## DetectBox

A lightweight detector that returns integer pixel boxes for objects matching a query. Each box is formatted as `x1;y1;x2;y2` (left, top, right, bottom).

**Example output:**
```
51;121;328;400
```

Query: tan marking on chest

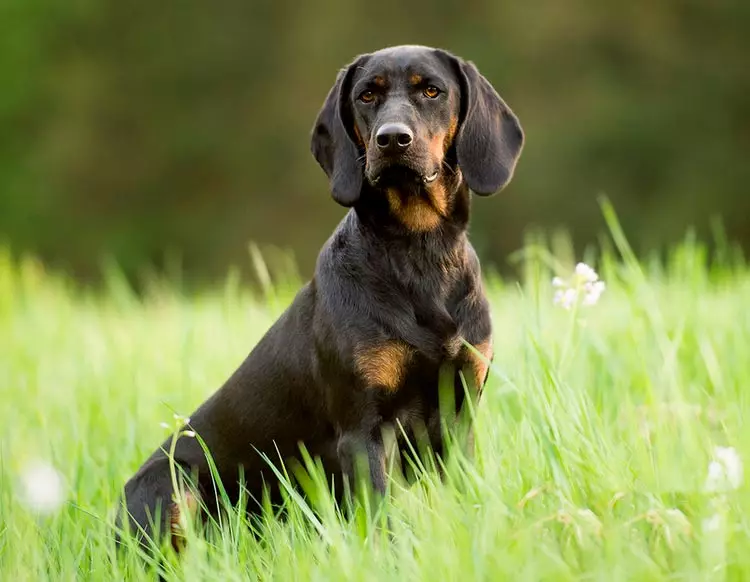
464;338;493;391
354;340;414;392
387;185;448;232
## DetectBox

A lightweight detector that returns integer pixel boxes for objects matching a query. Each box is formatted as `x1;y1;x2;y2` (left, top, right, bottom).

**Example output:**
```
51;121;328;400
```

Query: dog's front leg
336;429;387;497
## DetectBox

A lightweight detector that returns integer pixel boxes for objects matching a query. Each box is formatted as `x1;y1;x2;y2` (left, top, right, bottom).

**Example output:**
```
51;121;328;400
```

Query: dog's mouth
368;164;439;188
422;171;439;184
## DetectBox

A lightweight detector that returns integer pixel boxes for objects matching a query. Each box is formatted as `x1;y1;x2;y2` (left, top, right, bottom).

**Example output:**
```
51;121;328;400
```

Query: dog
116;44;524;552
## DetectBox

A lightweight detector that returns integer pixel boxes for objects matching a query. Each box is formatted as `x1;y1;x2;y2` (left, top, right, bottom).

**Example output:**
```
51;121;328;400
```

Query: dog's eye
358;91;375;104
423;86;440;99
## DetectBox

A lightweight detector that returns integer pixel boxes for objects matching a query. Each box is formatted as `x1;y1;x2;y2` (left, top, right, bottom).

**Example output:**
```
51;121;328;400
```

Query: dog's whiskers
441;159;457;176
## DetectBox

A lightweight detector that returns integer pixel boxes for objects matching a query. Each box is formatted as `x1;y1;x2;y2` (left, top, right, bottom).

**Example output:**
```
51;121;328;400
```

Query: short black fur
116;44;524;554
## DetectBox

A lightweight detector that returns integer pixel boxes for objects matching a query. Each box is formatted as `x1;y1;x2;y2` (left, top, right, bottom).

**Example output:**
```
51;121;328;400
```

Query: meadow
2;204;750;581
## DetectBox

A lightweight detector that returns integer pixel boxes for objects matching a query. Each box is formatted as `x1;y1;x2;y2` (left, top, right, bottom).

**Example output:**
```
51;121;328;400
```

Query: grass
2;203;750;580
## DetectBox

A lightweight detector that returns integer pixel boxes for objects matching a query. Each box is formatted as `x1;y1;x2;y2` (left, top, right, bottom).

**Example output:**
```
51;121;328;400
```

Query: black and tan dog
117;44;524;550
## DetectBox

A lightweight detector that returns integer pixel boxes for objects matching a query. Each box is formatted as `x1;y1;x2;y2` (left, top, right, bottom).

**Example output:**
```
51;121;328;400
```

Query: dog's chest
352;292;486;397
356;337;488;434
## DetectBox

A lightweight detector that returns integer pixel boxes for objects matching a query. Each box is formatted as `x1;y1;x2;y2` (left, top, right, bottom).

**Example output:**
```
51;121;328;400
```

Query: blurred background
1;0;748;289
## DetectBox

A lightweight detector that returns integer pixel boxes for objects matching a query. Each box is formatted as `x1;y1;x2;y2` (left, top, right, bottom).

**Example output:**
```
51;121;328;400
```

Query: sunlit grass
2;203;750;580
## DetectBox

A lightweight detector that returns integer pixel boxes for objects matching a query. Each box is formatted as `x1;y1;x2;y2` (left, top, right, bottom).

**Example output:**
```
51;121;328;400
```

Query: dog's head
311;45;524;215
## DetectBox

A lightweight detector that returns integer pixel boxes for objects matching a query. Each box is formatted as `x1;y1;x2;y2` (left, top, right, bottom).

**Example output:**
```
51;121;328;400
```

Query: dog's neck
352;170;470;247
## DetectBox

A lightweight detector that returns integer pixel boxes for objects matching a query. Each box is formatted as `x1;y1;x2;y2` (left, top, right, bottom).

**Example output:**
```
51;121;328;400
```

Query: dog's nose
375;123;413;152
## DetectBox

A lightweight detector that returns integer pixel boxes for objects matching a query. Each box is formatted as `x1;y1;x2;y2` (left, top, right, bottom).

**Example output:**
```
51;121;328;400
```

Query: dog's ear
447;55;524;196
310;57;366;207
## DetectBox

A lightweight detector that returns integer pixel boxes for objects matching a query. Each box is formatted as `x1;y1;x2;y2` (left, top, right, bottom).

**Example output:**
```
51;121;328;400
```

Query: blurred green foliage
1;0;748;286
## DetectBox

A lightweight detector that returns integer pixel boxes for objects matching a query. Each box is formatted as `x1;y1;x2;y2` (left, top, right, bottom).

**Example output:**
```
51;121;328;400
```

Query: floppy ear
310;58;366;207
451;57;524;196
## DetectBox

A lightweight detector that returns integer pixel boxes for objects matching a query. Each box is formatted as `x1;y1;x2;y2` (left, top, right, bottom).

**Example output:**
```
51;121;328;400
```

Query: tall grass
2;203;750;580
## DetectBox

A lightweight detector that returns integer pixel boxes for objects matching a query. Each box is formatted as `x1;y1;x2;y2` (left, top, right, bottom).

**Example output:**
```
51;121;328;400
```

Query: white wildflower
173;413;191;425
553;287;578;310
162;413;193;433
17;460;66;515
552;262;606;310
162;414;196;438
705;446;743;493
575;262;598;283
582;280;606;305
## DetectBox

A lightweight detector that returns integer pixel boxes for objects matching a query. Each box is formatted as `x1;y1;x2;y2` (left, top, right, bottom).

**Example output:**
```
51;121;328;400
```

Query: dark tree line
1;0;748;286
